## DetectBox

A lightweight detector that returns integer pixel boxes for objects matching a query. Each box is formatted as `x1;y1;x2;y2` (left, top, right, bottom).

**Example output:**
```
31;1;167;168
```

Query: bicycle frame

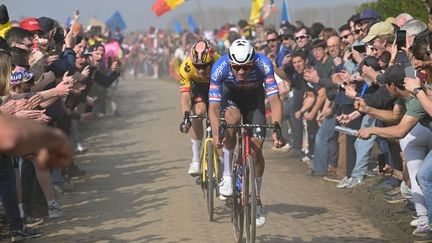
201;119;219;184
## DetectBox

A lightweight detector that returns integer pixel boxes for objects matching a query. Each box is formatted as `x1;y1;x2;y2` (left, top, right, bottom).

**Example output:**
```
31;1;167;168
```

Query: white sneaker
256;204;266;228
187;162;200;176
346;177;363;188
336;177;352;188
219;176;233;196
48;201;63;219
410;218;419;227
271;143;291;152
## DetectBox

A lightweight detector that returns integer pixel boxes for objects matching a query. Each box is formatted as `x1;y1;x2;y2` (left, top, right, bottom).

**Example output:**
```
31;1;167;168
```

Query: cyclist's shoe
187;162;200;176
256;204;266;228
219;176;233;196
11;226;42;242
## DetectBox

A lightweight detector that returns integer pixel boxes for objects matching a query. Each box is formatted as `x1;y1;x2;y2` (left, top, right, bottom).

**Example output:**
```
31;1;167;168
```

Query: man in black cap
357;65;432;238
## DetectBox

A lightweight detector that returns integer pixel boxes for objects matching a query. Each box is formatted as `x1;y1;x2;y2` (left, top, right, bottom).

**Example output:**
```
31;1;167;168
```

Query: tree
357;0;429;23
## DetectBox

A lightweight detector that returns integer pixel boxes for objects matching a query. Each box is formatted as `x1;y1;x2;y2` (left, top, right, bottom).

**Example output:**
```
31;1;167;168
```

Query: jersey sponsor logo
235;81;259;88
265;76;275;84
209;83;219;90
211;60;227;81
255;57;271;74
184;62;191;73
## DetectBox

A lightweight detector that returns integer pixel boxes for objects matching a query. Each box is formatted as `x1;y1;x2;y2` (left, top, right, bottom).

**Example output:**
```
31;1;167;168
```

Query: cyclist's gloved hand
272;122;285;148
272;132;285;148
180;111;192;133
179;120;192;133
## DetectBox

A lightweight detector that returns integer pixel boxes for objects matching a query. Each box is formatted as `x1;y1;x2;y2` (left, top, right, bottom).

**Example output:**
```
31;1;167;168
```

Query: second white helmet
228;39;255;65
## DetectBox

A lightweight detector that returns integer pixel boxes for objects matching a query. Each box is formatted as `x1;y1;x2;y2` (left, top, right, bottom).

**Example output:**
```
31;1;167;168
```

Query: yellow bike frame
201;137;219;183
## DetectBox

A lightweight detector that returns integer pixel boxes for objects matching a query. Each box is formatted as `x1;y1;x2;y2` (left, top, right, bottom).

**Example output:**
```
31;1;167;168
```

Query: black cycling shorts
191;82;209;106
221;85;266;139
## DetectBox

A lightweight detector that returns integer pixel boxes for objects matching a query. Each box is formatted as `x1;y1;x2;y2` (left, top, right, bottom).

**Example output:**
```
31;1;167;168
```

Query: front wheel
244;155;256;243
232;163;244;243
206;142;214;222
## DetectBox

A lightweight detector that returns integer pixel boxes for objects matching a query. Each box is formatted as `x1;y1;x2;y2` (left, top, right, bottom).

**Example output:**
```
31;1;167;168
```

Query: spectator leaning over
405;35;432;237
357;64;432;237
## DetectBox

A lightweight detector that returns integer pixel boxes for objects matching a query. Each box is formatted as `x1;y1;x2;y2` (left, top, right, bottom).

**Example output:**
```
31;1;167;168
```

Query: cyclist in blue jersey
208;39;284;227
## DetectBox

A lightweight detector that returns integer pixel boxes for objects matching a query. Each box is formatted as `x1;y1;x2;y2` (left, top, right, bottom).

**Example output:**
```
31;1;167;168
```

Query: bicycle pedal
195;177;202;185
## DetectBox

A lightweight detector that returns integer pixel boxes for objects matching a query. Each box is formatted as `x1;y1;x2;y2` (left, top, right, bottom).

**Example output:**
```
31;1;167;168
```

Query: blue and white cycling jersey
208;53;279;103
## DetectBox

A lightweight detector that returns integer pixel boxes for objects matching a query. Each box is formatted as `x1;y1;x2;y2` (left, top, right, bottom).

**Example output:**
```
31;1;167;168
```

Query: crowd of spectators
121;4;432;240
0;4;123;242
3;1;432;241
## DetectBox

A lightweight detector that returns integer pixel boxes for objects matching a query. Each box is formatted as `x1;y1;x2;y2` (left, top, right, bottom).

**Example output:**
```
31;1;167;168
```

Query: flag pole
195;0;205;30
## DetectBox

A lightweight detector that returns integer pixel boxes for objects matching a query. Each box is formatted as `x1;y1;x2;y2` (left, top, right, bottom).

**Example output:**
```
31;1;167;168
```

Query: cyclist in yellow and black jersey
179;40;220;176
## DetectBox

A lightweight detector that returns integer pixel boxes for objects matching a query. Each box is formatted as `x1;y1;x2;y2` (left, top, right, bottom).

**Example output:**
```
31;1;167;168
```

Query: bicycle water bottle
236;165;243;192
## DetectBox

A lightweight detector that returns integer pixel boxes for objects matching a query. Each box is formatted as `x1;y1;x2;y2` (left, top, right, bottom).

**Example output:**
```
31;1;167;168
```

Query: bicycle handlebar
218;122;285;146
179;112;216;133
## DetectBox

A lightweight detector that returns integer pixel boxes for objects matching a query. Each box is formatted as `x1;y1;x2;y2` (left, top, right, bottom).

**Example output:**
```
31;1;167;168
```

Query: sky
4;0;371;31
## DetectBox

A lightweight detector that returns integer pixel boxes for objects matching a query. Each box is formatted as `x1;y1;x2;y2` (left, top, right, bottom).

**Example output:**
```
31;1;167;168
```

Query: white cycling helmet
228;39;255;65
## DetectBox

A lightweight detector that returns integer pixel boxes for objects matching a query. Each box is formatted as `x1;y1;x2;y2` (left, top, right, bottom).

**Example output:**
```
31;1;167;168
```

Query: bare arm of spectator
404;77;432;117
304;87;326;121
295;90;315;120
303;68;320;84
336;111;362;125
39;73;74;108
0;114;73;168
317;98;334;122
269;53;288;81
277;80;290;101
31;71;56;92
355;97;403;124
357;114;417;139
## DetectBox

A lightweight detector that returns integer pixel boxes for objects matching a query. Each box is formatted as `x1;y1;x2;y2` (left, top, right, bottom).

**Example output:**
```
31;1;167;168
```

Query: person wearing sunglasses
208;39;284;227
178;40;220;176
294;26;316;67
339;24;355;50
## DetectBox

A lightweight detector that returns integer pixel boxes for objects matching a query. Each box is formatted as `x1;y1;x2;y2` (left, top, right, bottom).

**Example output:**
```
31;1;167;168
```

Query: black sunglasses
354;29;363;35
193;63;210;70
295;35;308;40
231;63;253;71
340;34;351;40
266;38;278;43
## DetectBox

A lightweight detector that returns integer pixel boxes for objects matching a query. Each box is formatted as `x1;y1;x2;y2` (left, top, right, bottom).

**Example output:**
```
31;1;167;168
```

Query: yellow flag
166;0;185;9
249;0;265;23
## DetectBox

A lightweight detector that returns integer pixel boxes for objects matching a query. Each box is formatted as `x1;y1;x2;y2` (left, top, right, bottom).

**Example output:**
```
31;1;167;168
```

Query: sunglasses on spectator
354;29;363;35
295;35;308;41
340;34;351;40
266;38;278;43
193;63;210;70
231;63;254;72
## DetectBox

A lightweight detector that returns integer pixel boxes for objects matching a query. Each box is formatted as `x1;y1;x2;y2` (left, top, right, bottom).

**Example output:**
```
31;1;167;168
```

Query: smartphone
377;153;386;173
353;44;366;53
396;30;406;49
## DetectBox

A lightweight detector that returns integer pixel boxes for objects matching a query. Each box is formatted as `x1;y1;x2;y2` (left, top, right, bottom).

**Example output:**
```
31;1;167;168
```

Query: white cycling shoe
187;162;200;176
219;176;233;197
256;204;266;228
